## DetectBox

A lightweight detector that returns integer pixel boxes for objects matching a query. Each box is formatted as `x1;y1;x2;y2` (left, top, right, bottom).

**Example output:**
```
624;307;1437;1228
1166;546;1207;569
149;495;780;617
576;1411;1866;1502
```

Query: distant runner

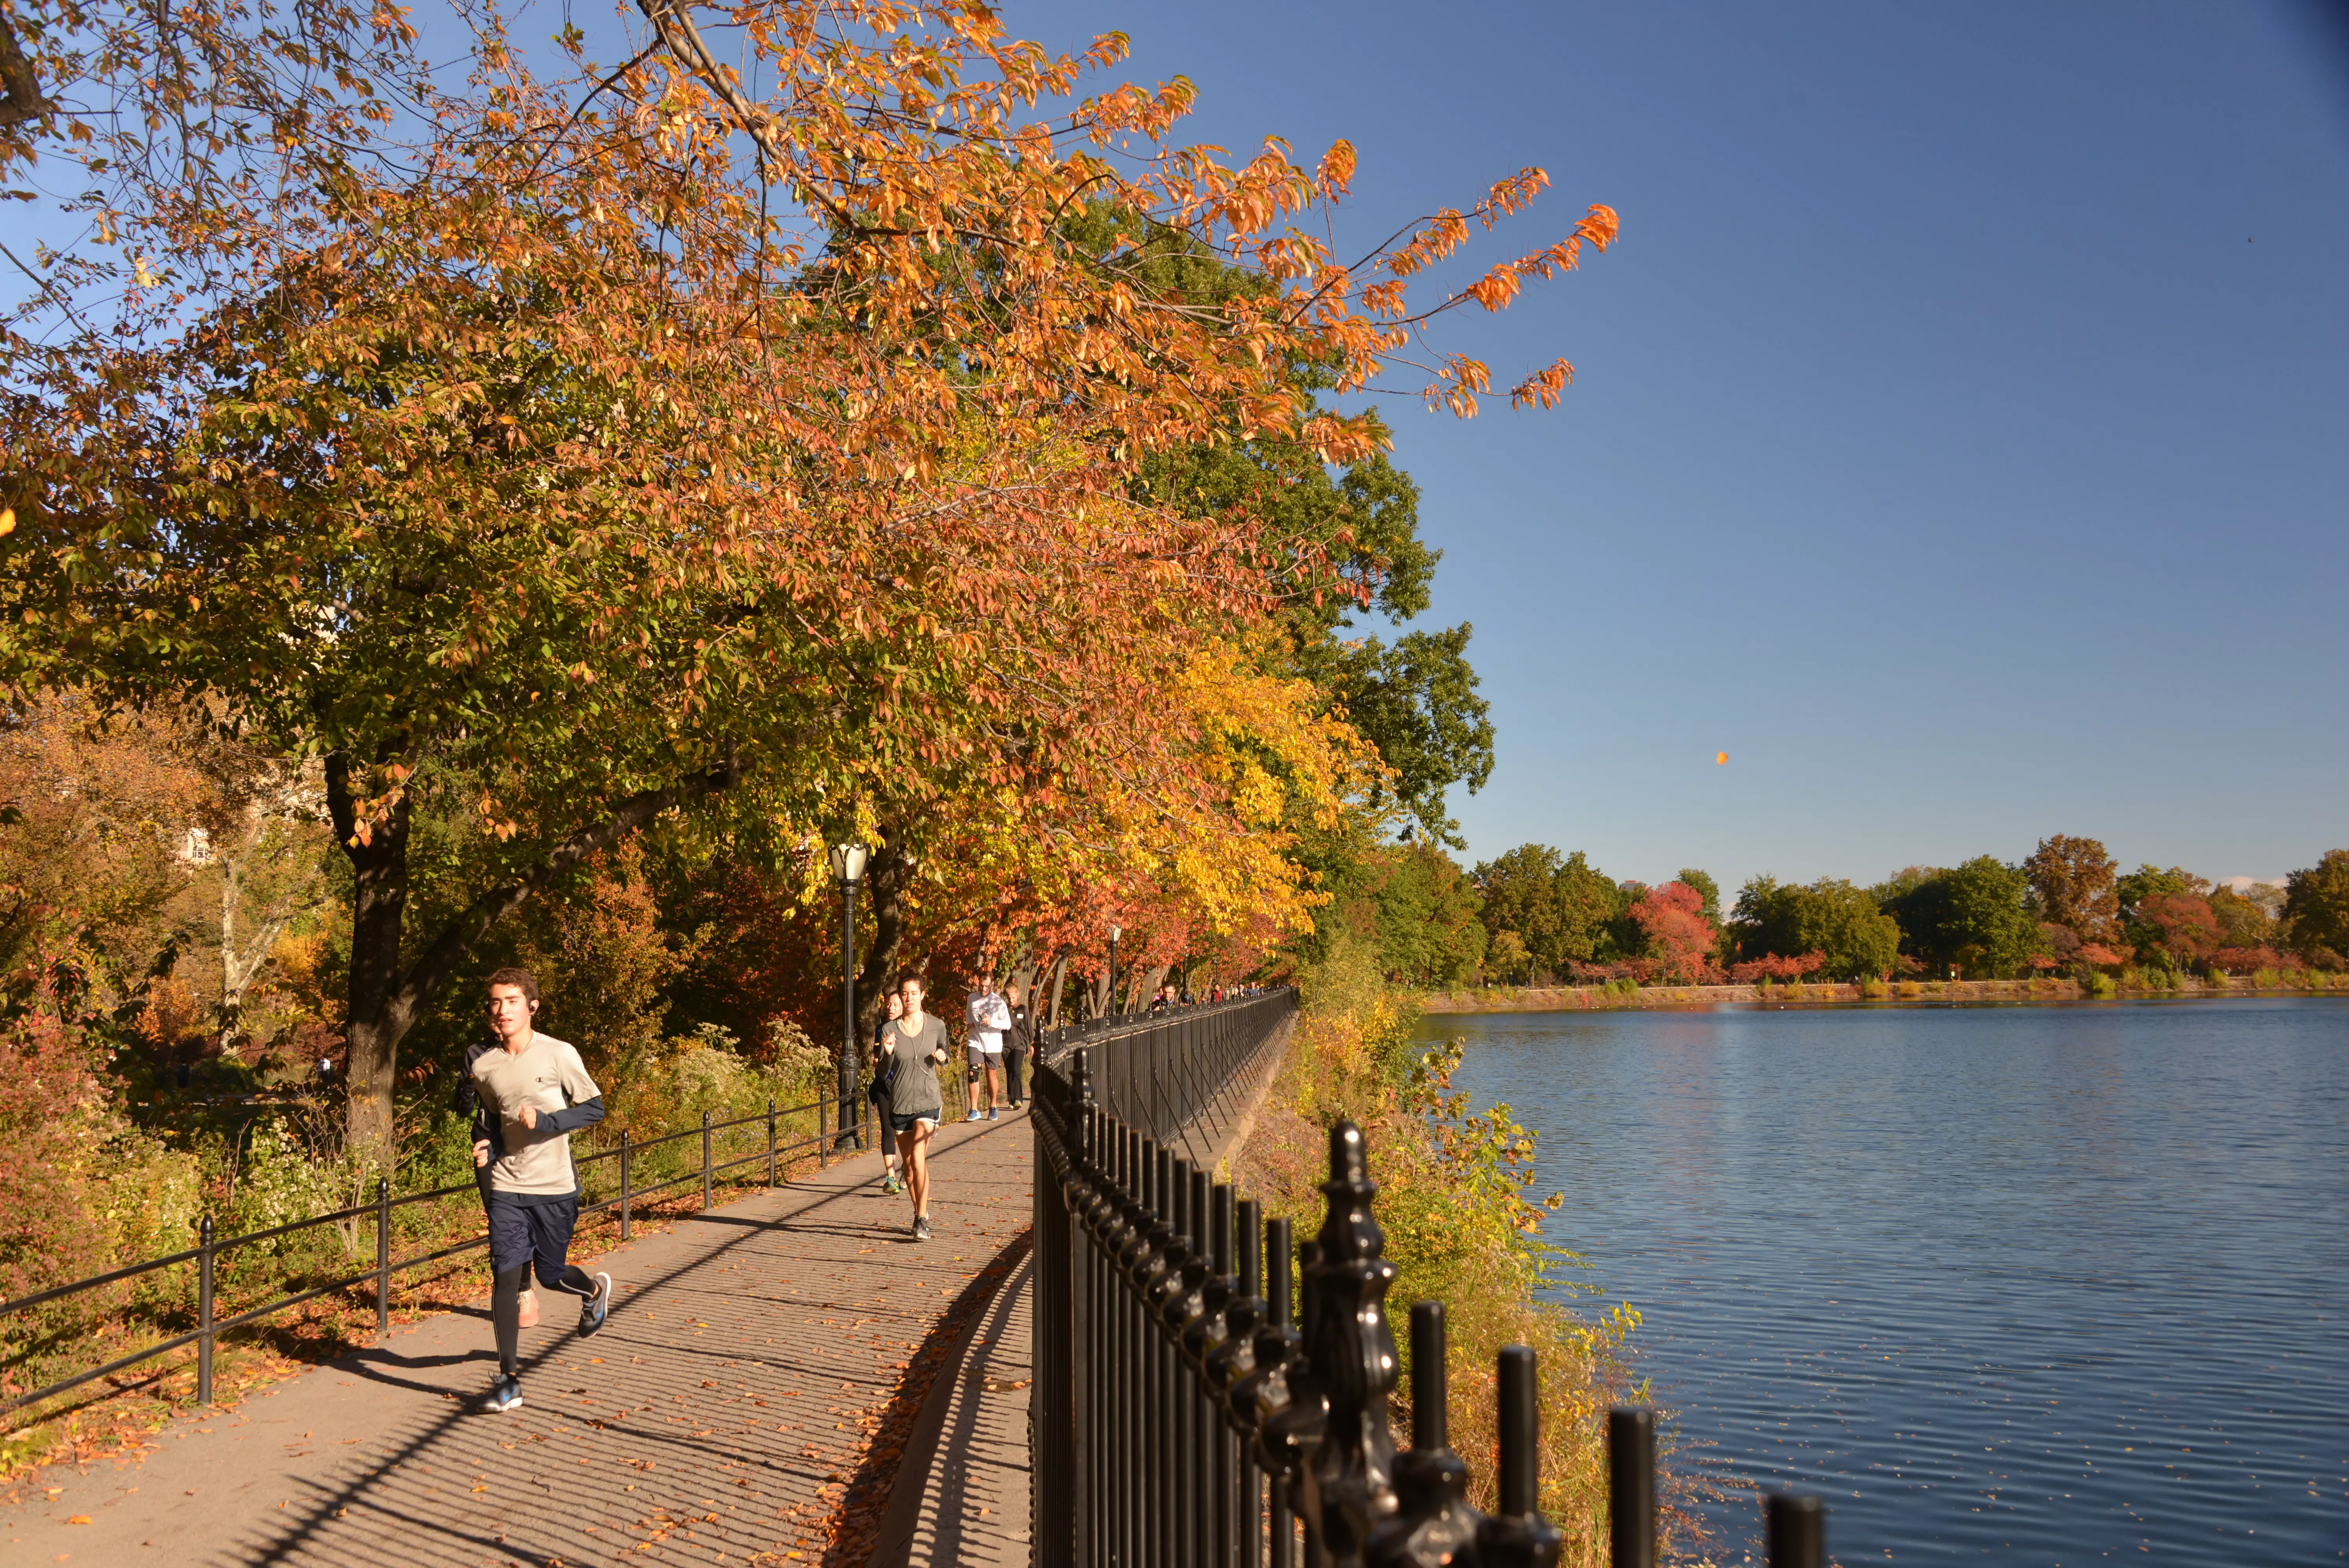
877;975;949;1240
1002;978;1032;1110
964;976;1011;1121
469;968;617;1413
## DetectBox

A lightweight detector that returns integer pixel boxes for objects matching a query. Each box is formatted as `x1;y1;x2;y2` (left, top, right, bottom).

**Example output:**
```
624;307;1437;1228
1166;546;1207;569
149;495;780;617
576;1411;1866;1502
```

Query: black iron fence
1032;990;1832;1568
0;1074;916;1424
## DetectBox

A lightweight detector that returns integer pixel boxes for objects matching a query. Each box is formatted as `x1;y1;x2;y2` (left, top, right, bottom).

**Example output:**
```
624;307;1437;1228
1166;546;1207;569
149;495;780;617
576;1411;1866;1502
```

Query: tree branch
386;757;741;1028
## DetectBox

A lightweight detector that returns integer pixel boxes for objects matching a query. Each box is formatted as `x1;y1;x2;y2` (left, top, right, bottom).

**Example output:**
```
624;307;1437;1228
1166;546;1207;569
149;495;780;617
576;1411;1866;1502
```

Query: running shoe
963;1107;984;1123
880;1173;902;1196
913;1215;932;1240
579;1272;613;1337
987;1107;999;1121
483;1374;524;1413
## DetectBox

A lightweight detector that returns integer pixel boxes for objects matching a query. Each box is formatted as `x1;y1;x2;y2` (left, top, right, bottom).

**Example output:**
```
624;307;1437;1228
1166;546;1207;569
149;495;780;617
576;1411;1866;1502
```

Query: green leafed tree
2283;850;2349;968
1727;876;1902;980
1470;846;1627;979
1878;857;2045;978
1315;841;1486;987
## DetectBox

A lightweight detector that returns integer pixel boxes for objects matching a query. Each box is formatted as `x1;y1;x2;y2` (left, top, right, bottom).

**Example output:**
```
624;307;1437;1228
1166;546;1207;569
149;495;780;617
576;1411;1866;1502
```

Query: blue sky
999;0;2349;893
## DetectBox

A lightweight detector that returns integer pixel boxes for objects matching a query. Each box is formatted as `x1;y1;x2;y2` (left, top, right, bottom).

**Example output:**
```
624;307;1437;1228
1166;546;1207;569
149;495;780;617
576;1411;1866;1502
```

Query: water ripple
1428;998;2349;1564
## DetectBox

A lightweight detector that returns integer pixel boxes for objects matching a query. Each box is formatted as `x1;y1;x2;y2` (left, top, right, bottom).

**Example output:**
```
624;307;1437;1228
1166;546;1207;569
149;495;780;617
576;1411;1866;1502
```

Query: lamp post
1107;922;1121;1018
829;842;868;1148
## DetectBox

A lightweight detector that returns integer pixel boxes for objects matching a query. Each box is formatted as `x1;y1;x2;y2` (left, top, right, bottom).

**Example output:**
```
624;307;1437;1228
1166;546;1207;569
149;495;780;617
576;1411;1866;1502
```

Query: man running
470;967;617;1413
877;975;948;1240
963;975;1010;1121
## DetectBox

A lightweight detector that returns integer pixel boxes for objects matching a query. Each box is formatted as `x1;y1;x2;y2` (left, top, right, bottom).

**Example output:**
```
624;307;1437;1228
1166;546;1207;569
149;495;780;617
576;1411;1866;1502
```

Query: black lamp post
829;842;868;1147
1107;921;1121;1017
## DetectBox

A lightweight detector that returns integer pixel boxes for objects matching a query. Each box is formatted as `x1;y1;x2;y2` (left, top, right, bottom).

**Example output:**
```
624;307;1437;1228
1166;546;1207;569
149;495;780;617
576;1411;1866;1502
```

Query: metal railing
0;1075;898;1422
1031;993;1834;1568
1036;989;1297;1144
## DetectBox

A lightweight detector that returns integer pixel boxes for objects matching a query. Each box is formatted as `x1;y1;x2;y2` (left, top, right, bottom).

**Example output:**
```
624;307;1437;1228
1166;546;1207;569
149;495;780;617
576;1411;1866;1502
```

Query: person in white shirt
963;977;1011;1122
468;968;617;1412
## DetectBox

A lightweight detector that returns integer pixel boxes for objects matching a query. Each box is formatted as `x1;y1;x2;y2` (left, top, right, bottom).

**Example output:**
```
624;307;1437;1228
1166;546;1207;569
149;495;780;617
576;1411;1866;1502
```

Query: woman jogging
469;968;618;1413
875;975;949;1240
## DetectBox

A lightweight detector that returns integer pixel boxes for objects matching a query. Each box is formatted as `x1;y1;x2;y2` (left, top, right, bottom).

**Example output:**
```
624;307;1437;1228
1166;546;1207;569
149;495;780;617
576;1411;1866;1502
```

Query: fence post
767;1098;778;1187
374;1175;392;1336
1765;1495;1826;1568
620;1129;633;1242
1609;1408;1657;1568
195;1214;215;1406
818;1079;830;1170
702;1110;714;1210
1478;1344;1564;1566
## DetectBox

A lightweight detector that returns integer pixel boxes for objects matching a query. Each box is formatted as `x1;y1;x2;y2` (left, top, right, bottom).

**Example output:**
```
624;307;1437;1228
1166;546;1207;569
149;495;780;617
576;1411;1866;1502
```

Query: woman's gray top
879;1014;947;1119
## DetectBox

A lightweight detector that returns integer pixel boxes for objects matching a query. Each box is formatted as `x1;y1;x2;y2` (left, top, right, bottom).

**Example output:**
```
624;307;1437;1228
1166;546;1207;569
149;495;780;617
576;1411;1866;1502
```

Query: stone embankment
1419;974;2322;1013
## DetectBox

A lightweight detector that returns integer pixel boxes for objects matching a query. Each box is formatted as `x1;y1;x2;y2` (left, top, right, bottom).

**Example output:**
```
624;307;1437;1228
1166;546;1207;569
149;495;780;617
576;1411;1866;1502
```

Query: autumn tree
2133;893;2220;971
1625;881;1716;983
3;2;1617;1164
2023;834;2120;945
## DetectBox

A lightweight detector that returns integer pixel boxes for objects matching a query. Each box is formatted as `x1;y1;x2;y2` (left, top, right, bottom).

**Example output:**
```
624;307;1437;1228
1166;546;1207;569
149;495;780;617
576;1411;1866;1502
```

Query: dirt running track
2;1111;1033;1567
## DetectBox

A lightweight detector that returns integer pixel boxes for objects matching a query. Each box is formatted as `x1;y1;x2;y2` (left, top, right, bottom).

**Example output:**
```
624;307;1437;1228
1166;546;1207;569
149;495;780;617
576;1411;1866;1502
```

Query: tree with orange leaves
2;0;1615;1165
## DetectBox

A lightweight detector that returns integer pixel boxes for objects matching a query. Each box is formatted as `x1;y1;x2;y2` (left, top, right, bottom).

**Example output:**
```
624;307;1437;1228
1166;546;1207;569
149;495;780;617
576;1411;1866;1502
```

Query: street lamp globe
830;842;868;884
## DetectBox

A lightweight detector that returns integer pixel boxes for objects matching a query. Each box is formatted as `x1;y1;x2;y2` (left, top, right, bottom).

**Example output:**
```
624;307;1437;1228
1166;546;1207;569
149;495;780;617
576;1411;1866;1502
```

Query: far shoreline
1419;975;2347;1014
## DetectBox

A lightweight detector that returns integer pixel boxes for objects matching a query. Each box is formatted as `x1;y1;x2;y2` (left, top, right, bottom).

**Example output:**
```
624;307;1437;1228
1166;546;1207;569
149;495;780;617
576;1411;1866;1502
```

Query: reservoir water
1419;998;2348;1564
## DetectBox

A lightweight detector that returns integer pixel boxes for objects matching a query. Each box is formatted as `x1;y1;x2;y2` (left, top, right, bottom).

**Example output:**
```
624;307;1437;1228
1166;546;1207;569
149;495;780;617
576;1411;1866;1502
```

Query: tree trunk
329;753;413;1174
852;835;914;1074
327;750;739;1175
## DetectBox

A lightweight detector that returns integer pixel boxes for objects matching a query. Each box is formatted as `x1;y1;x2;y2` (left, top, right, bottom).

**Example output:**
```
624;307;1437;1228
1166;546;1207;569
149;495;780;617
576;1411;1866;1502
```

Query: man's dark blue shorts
485;1190;579;1282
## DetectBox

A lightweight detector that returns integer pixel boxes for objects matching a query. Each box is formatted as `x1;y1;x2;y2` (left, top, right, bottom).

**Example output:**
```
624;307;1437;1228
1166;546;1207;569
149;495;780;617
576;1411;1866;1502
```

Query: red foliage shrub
1727;951;1826;983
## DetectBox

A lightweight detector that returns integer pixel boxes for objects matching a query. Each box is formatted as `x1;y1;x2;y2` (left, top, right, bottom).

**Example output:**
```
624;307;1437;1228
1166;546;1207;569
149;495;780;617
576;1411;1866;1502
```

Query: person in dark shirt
1003;980;1033;1109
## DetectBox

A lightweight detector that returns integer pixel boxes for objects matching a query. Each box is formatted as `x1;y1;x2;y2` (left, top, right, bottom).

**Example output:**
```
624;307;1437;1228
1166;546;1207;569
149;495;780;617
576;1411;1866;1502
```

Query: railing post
819;1079;830;1170
620;1129;633;1241
1765;1495;1826;1568
374;1174;392;1336
702;1110;714;1209
768;1098;779;1188
1372;1301;1475;1566
1608;1408;1656;1568
1477;1344;1563;1567
195;1214;215;1406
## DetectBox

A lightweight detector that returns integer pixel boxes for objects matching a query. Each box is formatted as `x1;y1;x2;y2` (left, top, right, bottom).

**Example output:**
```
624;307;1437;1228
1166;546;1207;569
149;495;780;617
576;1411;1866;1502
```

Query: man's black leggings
493;1261;596;1375
485;1191;593;1377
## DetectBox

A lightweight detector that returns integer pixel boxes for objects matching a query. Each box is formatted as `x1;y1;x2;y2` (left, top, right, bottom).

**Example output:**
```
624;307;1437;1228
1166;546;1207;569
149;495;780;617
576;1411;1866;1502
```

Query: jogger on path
469;967;617;1412
876;975;948;1240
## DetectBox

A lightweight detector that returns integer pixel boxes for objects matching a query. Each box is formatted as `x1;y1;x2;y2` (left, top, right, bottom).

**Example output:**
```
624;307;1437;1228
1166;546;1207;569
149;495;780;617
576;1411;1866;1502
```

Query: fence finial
1302;1118;1400;1567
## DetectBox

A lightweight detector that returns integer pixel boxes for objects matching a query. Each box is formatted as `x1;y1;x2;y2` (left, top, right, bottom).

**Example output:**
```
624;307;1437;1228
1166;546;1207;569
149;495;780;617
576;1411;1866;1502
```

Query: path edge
863;1225;1035;1568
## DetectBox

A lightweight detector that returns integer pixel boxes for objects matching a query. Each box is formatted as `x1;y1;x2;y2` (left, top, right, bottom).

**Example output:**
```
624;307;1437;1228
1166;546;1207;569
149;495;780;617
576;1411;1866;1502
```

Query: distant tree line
1317;836;2349;988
